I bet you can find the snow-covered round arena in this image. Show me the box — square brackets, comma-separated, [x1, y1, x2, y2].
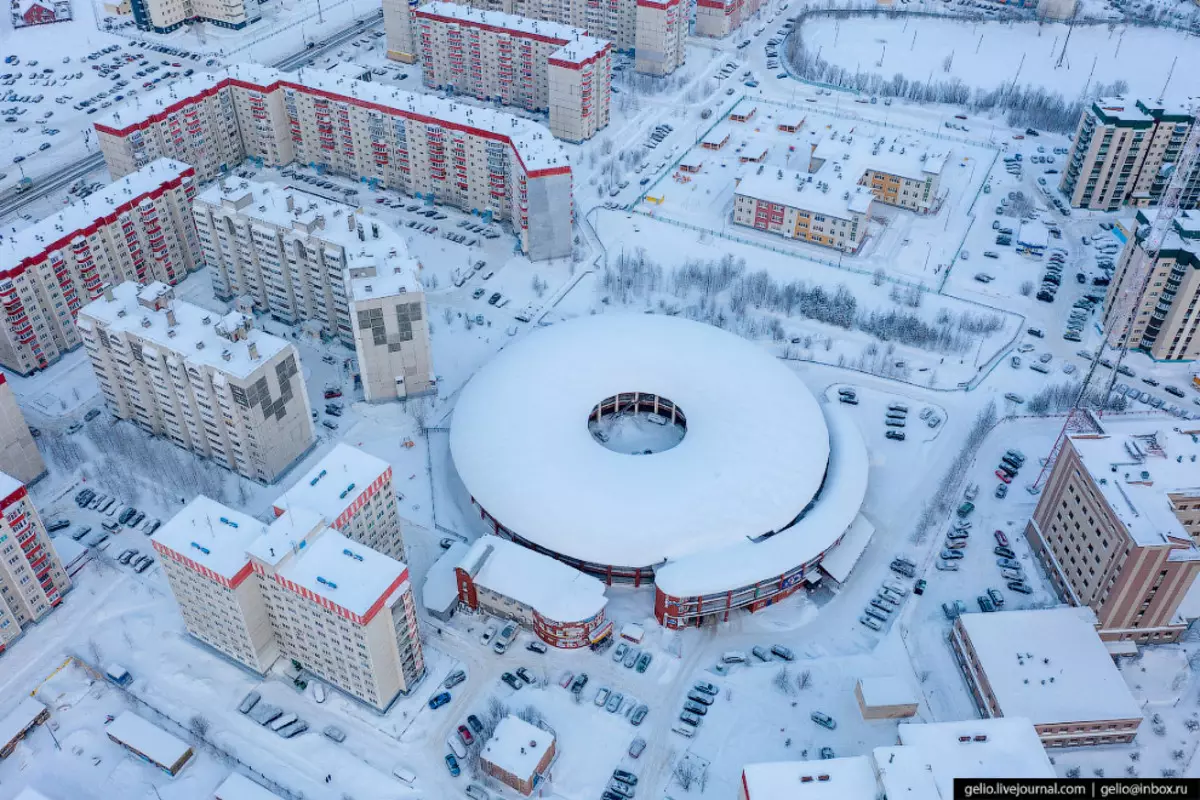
[451, 314, 871, 628]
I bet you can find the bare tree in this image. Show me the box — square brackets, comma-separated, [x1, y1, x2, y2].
[189, 714, 211, 739]
[672, 758, 699, 791]
[797, 670, 813, 691]
[1019, 280, 1034, 297]
[773, 667, 794, 696]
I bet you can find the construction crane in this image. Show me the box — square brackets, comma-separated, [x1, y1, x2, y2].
[1032, 104, 1200, 492]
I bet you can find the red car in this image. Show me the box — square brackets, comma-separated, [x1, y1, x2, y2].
[994, 530, 1009, 547]
[457, 725, 474, 746]
[995, 469, 1012, 484]
[324, 389, 342, 399]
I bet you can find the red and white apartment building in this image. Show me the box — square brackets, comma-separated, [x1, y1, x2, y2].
[0, 473, 71, 656]
[0, 159, 199, 375]
[694, 0, 763, 39]
[94, 66, 573, 261]
[416, 2, 611, 142]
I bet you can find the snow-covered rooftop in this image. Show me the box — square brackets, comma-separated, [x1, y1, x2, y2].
[741, 757, 878, 799]
[458, 535, 607, 623]
[423, 541, 469, 616]
[1069, 421, 1200, 550]
[450, 314, 839, 570]
[214, 772, 283, 800]
[49, 534, 87, 570]
[857, 675, 918, 709]
[481, 716, 554, 780]
[14, 790, 54, 800]
[812, 134, 947, 182]
[96, 66, 569, 173]
[105, 711, 192, 769]
[818, 513, 874, 584]
[1017, 220, 1049, 249]
[0, 470, 24, 501]
[196, 180, 421, 292]
[77, 281, 292, 380]
[418, 1, 581, 44]
[276, 529, 408, 618]
[273, 444, 392, 527]
[0, 159, 190, 273]
[247, 508, 327, 568]
[875, 718, 1054, 799]
[735, 170, 873, 221]
[348, 265, 423, 304]
[151, 496, 266, 582]
[0, 698, 47, 749]
[956, 607, 1142, 724]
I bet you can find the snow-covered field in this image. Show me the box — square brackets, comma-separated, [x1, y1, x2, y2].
[798, 15, 1200, 101]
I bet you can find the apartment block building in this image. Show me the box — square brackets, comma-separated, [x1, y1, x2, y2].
[385, 0, 683, 76]
[77, 281, 315, 485]
[1061, 98, 1199, 211]
[0, 472, 70, 656]
[346, 264, 435, 401]
[94, 67, 573, 261]
[0, 375, 45, 486]
[1102, 209, 1200, 361]
[1025, 423, 1200, 643]
[733, 171, 874, 252]
[415, 3, 612, 143]
[154, 497, 425, 710]
[0, 159, 200, 376]
[695, 0, 763, 39]
[272, 443, 406, 561]
[128, 0, 258, 33]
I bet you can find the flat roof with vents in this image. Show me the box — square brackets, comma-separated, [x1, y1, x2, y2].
[151, 496, 266, 583]
[276, 529, 408, 619]
[740, 756, 877, 799]
[273, 444, 391, 528]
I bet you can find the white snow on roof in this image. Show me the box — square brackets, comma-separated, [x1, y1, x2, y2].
[419, 1, 580, 43]
[450, 314, 834, 569]
[0, 698, 46, 748]
[735, 170, 874, 221]
[1177, 573, 1200, 622]
[348, 267, 423, 304]
[105, 711, 192, 769]
[459, 535, 607, 622]
[196, 180, 421, 293]
[818, 513, 874, 584]
[742, 757, 877, 799]
[247, 507, 327, 567]
[1, 159, 190, 270]
[273, 444, 391, 526]
[813, 135, 946, 181]
[152, 496, 265, 581]
[277, 529, 407, 617]
[1069, 421, 1200, 550]
[1017, 220, 1049, 249]
[654, 403, 868, 598]
[14, 790, 54, 800]
[857, 675, 917, 708]
[98, 66, 569, 173]
[423, 541, 469, 616]
[876, 718, 1053, 799]
[214, 772, 283, 800]
[49, 534, 87, 570]
[78, 282, 291, 380]
[957, 607, 1142, 724]
[0, 470, 24, 500]
[481, 716, 553, 780]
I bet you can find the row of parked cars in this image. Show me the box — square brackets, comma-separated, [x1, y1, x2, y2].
[861, 578, 911, 631]
[114, 548, 154, 573]
[237, 691, 308, 738]
[612, 642, 653, 673]
[992, 527, 1033, 596]
[672, 680, 717, 737]
[601, 768, 639, 800]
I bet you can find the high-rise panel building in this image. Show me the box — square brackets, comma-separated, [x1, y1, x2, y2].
[0, 159, 200, 375]
[127, 0, 258, 33]
[694, 0, 763, 39]
[346, 265, 434, 402]
[0, 472, 71, 656]
[0, 375, 45, 486]
[77, 281, 315, 485]
[94, 67, 573, 261]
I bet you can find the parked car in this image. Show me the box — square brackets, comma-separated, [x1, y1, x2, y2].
[810, 711, 837, 730]
[429, 692, 452, 709]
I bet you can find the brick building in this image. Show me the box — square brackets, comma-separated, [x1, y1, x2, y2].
[0, 159, 200, 375]
[94, 66, 573, 261]
[0, 472, 71, 656]
[480, 715, 556, 795]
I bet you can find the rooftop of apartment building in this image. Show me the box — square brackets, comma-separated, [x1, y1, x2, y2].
[1, 158, 191, 271]
[0, 470, 24, 502]
[77, 281, 292, 379]
[347, 262, 424, 304]
[811, 132, 948, 182]
[735, 169, 874, 221]
[94, 66, 570, 174]
[955, 607, 1142, 725]
[246, 507, 327, 568]
[874, 718, 1054, 798]
[272, 443, 391, 525]
[417, 1, 596, 48]
[195, 179, 422, 289]
[1090, 97, 1196, 127]
[1069, 420, 1200, 552]
[741, 756, 878, 799]
[1132, 208, 1200, 261]
[458, 534, 608, 621]
[151, 496, 268, 581]
[274, 528, 408, 618]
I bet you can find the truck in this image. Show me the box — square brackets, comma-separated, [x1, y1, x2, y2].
[14, 177, 32, 193]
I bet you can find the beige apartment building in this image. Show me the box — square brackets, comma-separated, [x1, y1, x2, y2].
[94, 67, 573, 262]
[127, 0, 258, 33]
[154, 497, 426, 710]
[1025, 423, 1200, 643]
[695, 0, 763, 39]
[1061, 99, 1199, 211]
[1102, 209, 1200, 361]
[809, 141, 946, 215]
[0, 375, 45, 486]
[0, 159, 200, 376]
[950, 608, 1142, 747]
[733, 171, 874, 252]
[415, 3, 612, 142]
[272, 443, 407, 561]
[0, 472, 71, 656]
[77, 281, 315, 485]
[385, 0, 682, 76]
[346, 265, 434, 401]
